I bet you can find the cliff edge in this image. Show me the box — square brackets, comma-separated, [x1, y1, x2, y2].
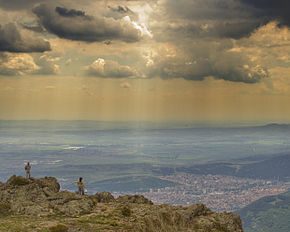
[0, 175, 243, 232]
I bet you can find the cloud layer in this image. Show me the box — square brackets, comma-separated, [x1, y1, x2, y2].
[87, 58, 136, 78]
[0, 0, 288, 85]
[0, 23, 51, 53]
[144, 0, 289, 83]
[145, 43, 268, 83]
[33, 4, 142, 43]
[162, 0, 290, 40]
[0, 53, 39, 75]
[0, 0, 39, 11]
[241, 0, 290, 26]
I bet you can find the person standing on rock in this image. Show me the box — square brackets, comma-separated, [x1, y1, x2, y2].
[25, 162, 31, 178]
[74, 177, 85, 195]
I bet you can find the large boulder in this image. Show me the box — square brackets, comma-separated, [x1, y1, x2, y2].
[6, 175, 30, 186]
[48, 191, 96, 216]
[117, 194, 153, 205]
[91, 191, 115, 203]
[34, 176, 60, 193]
[4, 175, 60, 192]
[0, 176, 97, 217]
[0, 176, 60, 215]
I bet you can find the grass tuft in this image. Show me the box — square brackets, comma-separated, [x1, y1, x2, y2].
[9, 176, 30, 186]
[121, 206, 132, 217]
[49, 224, 69, 232]
[0, 202, 11, 216]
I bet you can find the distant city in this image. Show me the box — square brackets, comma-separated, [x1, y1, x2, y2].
[133, 174, 290, 212]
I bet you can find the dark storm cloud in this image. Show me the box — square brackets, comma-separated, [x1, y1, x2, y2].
[162, 0, 259, 39]
[0, 23, 51, 53]
[163, 0, 290, 40]
[213, 20, 266, 39]
[149, 56, 268, 84]
[240, 0, 290, 26]
[55, 7, 87, 18]
[149, 0, 279, 84]
[155, 20, 264, 42]
[22, 24, 45, 33]
[165, 0, 250, 21]
[32, 4, 141, 42]
[146, 40, 268, 84]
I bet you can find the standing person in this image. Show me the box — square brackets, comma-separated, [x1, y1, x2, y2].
[25, 162, 31, 178]
[74, 177, 85, 195]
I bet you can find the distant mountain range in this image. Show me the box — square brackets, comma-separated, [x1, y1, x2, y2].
[263, 123, 290, 128]
[250, 123, 290, 132]
[236, 190, 290, 232]
[1, 120, 290, 131]
[153, 154, 290, 181]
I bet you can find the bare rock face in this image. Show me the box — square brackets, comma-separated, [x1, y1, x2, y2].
[0, 176, 244, 232]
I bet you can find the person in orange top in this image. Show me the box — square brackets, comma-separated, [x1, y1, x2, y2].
[74, 177, 85, 195]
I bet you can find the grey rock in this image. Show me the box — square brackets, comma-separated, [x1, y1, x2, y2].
[117, 194, 153, 204]
[90, 191, 115, 203]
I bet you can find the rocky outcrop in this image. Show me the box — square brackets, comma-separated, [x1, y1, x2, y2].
[91, 191, 115, 203]
[117, 194, 153, 204]
[0, 176, 107, 216]
[135, 204, 243, 232]
[0, 176, 244, 232]
[1, 175, 60, 215]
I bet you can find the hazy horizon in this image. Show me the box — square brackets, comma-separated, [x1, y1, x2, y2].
[1, 119, 290, 129]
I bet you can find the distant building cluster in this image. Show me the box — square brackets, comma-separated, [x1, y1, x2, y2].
[135, 174, 290, 211]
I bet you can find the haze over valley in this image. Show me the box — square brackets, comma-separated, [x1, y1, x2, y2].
[1, 120, 290, 214]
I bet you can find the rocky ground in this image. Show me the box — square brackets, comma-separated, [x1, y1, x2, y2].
[0, 175, 243, 232]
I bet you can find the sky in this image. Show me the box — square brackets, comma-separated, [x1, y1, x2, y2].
[0, 0, 289, 123]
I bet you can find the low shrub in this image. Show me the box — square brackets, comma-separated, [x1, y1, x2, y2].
[121, 206, 132, 217]
[8, 175, 30, 186]
[49, 224, 69, 232]
[0, 202, 11, 216]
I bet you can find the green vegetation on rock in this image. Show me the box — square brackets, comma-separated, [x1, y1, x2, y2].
[236, 191, 290, 232]
[121, 206, 132, 217]
[0, 202, 11, 216]
[49, 224, 69, 232]
[7, 175, 30, 186]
